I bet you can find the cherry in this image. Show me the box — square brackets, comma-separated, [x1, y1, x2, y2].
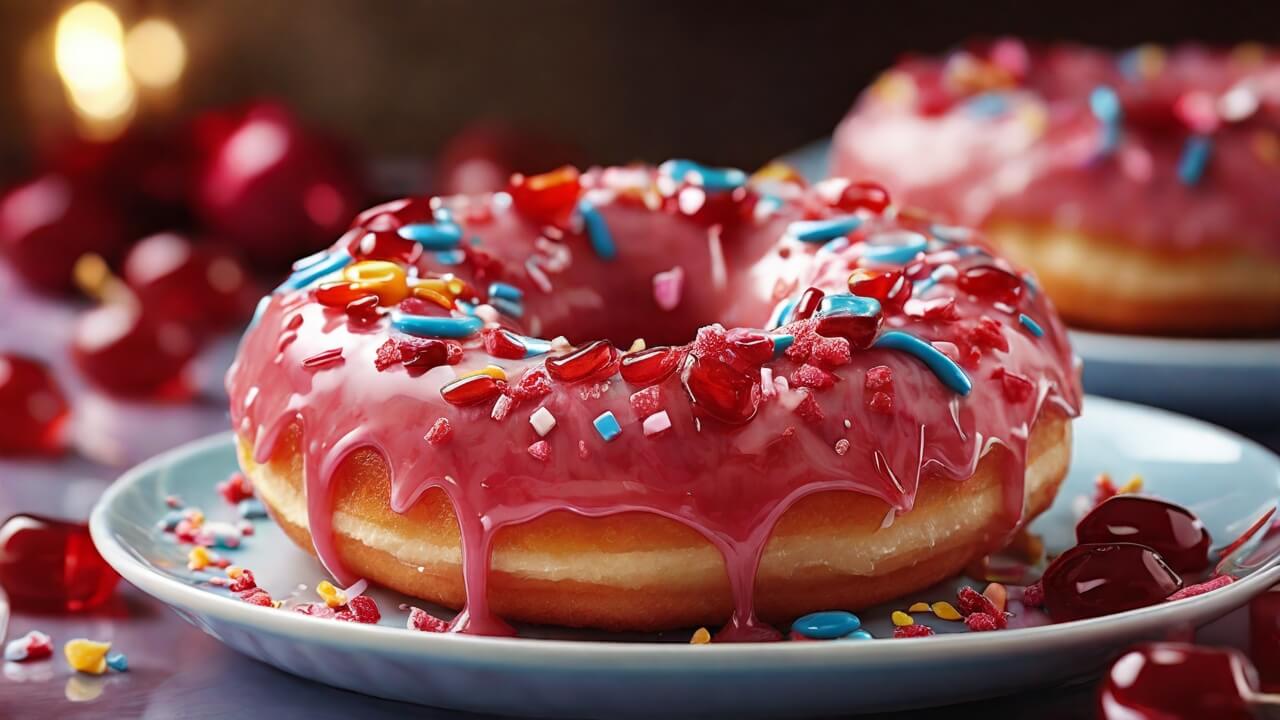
[957, 265, 1024, 305]
[0, 173, 128, 295]
[1077, 496, 1212, 574]
[620, 346, 683, 386]
[682, 354, 759, 425]
[546, 340, 619, 384]
[1098, 643, 1258, 720]
[835, 181, 892, 214]
[508, 166, 581, 226]
[123, 233, 256, 331]
[71, 300, 199, 398]
[0, 514, 119, 612]
[1041, 543, 1182, 622]
[0, 354, 69, 456]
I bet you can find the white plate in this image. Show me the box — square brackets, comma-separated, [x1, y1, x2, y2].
[90, 396, 1280, 718]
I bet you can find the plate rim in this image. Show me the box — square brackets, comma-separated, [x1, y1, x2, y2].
[90, 395, 1280, 669]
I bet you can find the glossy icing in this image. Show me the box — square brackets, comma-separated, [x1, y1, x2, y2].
[832, 41, 1280, 257]
[226, 163, 1081, 640]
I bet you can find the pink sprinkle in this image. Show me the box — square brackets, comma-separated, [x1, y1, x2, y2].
[652, 266, 685, 311]
[528, 440, 551, 461]
[707, 228, 727, 291]
[165, 495, 183, 509]
[302, 347, 344, 369]
[760, 367, 775, 398]
[931, 341, 961, 363]
[1167, 575, 1234, 601]
[425, 418, 452, 445]
[525, 258, 553, 293]
[643, 410, 672, 437]
[343, 578, 369, 598]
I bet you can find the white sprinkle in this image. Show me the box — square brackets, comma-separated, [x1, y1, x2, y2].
[760, 367, 775, 398]
[778, 386, 807, 411]
[1219, 83, 1260, 122]
[529, 406, 557, 437]
[643, 410, 672, 437]
[550, 336, 572, 353]
[881, 508, 896, 529]
[525, 258, 553, 293]
[652, 266, 685, 311]
[843, 418, 852, 429]
[707, 227, 727, 291]
[475, 304, 501, 324]
[932, 264, 958, 282]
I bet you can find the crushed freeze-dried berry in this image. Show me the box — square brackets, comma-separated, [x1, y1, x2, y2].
[964, 612, 1000, 632]
[1167, 575, 1234, 601]
[894, 624, 935, 638]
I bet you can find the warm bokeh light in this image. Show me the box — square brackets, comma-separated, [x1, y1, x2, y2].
[53, 1, 135, 137]
[125, 18, 186, 89]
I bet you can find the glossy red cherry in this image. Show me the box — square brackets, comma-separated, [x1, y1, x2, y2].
[508, 166, 581, 225]
[1077, 496, 1212, 574]
[1041, 543, 1182, 622]
[0, 514, 120, 612]
[546, 340, 619, 384]
[815, 313, 882, 350]
[957, 265, 1024, 305]
[848, 268, 912, 310]
[440, 374, 505, 406]
[682, 354, 759, 425]
[790, 287, 825, 322]
[620, 346, 683, 386]
[0, 173, 128, 295]
[835, 181, 892, 214]
[123, 233, 256, 331]
[1098, 643, 1258, 720]
[71, 300, 199, 398]
[0, 354, 69, 456]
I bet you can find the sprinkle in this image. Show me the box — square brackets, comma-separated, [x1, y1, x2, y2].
[767, 298, 796, 330]
[490, 297, 524, 318]
[398, 216, 464, 250]
[788, 215, 862, 243]
[792, 611, 862, 640]
[316, 580, 346, 608]
[64, 639, 111, 675]
[391, 311, 483, 339]
[1177, 135, 1213, 186]
[1089, 84, 1123, 155]
[771, 334, 794, 357]
[907, 602, 930, 613]
[818, 293, 882, 319]
[529, 406, 557, 437]
[237, 499, 268, 520]
[1253, 130, 1280, 166]
[187, 546, 213, 571]
[690, 627, 712, 645]
[525, 258, 553, 292]
[104, 652, 128, 672]
[435, 249, 465, 265]
[890, 611, 914, 627]
[707, 228, 727, 291]
[301, 348, 344, 369]
[488, 282, 523, 302]
[4, 631, 53, 662]
[629, 338, 646, 352]
[165, 495, 183, 508]
[872, 331, 973, 395]
[527, 440, 551, 462]
[200, 521, 243, 549]
[1018, 313, 1044, 337]
[965, 92, 1010, 117]
[519, 335, 553, 357]
[931, 601, 963, 621]
[862, 230, 929, 264]
[276, 249, 353, 292]
[1119, 474, 1144, 494]
[760, 367, 775, 398]
[820, 236, 850, 255]
[593, 411, 622, 442]
[843, 629, 874, 641]
[462, 364, 507, 381]
[577, 198, 617, 261]
[642, 411, 672, 437]
[159, 510, 185, 531]
[660, 159, 747, 192]
[652, 267, 685, 311]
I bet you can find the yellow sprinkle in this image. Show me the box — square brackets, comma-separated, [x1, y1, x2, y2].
[1015, 102, 1049, 138]
[64, 639, 111, 675]
[1233, 42, 1266, 67]
[628, 338, 647, 353]
[891, 610, 914, 627]
[1119, 475, 1144, 495]
[907, 602, 931, 613]
[931, 601, 963, 621]
[690, 627, 712, 645]
[271, 600, 284, 609]
[316, 580, 346, 608]
[983, 583, 1008, 615]
[461, 365, 507, 381]
[1253, 131, 1280, 166]
[1135, 44, 1166, 79]
[187, 546, 212, 571]
[750, 162, 805, 186]
[226, 565, 244, 579]
[410, 285, 456, 310]
[187, 509, 205, 527]
[872, 70, 918, 107]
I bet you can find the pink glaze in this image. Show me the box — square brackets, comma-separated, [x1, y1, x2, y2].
[832, 42, 1280, 257]
[227, 163, 1081, 639]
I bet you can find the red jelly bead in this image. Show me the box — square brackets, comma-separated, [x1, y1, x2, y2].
[815, 313, 882, 350]
[399, 338, 453, 370]
[440, 374, 505, 406]
[1077, 496, 1212, 574]
[0, 514, 120, 612]
[791, 287, 825, 322]
[1098, 643, 1258, 720]
[71, 302, 199, 398]
[726, 329, 775, 367]
[316, 281, 374, 308]
[0, 354, 69, 456]
[957, 265, 1024, 305]
[836, 181, 891, 214]
[546, 340, 618, 384]
[620, 346, 683, 386]
[345, 295, 382, 324]
[682, 354, 759, 425]
[508, 166, 581, 225]
[482, 328, 528, 360]
[848, 269, 912, 310]
[1041, 543, 1182, 622]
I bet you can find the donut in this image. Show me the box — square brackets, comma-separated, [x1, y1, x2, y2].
[227, 161, 1081, 639]
[831, 40, 1280, 335]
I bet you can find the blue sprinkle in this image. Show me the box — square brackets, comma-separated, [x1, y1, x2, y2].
[788, 215, 862, 243]
[1021, 272, 1039, 296]
[105, 652, 128, 672]
[1090, 85, 1122, 122]
[489, 282, 523, 302]
[660, 159, 748, 192]
[965, 92, 1010, 117]
[159, 510, 185, 531]
[873, 330, 973, 395]
[771, 334, 794, 358]
[767, 298, 796, 330]
[842, 629, 874, 641]
[434, 249, 465, 265]
[398, 220, 464, 250]
[1018, 313, 1045, 337]
[592, 411, 621, 442]
[518, 335, 553, 357]
[237, 499, 268, 520]
[275, 249, 352, 292]
[817, 294, 882, 319]
[490, 297, 524, 319]
[577, 199, 617, 261]
[391, 312, 483, 339]
[470, 235, 482, 247]
[1177, 135, 1213, 186]
[861, 231, 929, 264]
[930, 224, 971, 243]
[792, 611, 862, 640]
[820, 236, 850, 255]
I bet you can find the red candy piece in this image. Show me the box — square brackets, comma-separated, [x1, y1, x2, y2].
[835, 181, 892, 214]
[508, 166, 581, 225]
[726, 330, 775, 367]
[240, 587, 274, 606]
[123, 233, 255, 331]
[345, 594, 381, 624]
[1098, 643, 1258, 720]
[510, 366, 553, 401]
[217, 472, 255, 505]
[425, 418, 453, 445]
[957, 265, 1024, 305]
[991, 367, 1035, 403]
[893, 624, 935, 638]
[316, 281, 373, 308]
[482, 328, 527, 360]
[1041, 543, 1182, 622]
[228, 569, 257, 593]
[0, 514, 120, 612]
[620, 346, 683, 386]
[345, 295, 382, 324]
[682, 354, 759, 425]
[815, 313, 882, 350]
[71, 301, 199, 398]
[1077, 496, 1212, 575]
[440, 374, 506, 406]
[0, 354, 69, 456]
[791, 287, 825, 322]
[408, 606, 450, 632]
[848, 269, 911, 310]
[546, 340, 619, 384]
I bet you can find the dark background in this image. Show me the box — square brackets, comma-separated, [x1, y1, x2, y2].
[4, 0, 1280, 175]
